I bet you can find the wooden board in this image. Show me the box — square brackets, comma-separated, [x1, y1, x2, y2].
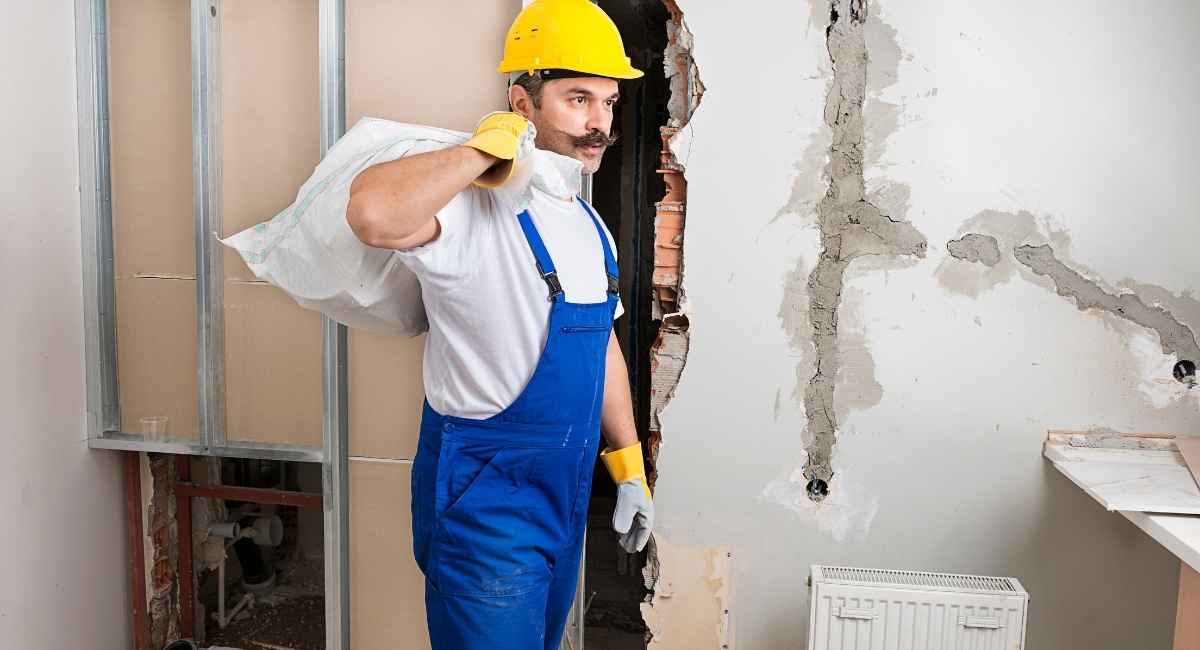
[1176, 561, 1200, 650]
[1178, 437, 1200, 493]
[1044, 442, 1200, 515]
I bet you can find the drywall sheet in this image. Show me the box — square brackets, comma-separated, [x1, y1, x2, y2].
[1177, 561, 1200, 650]
[342, 0, 519, 458]
[349, 459, 429, 649]
[107, 0, 194, 278]
[348, 331, 425, 460]
[115, 277, 199, 440]
[1045, 443, 1200, 515]
[218, 0, 321, 282]
[224, 281, 322, 446]
[346, 0, 519, 130]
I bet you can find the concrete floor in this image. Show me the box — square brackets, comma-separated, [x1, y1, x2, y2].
[583, 497, 648, 650]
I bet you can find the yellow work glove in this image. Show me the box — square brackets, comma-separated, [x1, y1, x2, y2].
[601, 442, 654, 553]
[464, 111, 531, 189]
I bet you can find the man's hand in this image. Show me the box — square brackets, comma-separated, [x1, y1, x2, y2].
[602, 442, 654, 553]
[463, 112, 531, 188]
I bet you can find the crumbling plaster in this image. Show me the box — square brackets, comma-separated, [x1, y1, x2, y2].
[649, 0, 1200, 648]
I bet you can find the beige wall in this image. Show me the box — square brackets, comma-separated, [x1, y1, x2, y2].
[109, 0, 199, 440]
[218, 0, 325, 446]
[0, 1, 131, 647]
[344, 1, 520, 646]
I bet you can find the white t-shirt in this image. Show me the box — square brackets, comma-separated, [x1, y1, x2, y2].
[398, 185, 622, 419]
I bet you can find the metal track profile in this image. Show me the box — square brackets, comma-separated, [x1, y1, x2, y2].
[318, 0, 351, 647]
[559, 175, 594, 650]
[74, 0, 120, 440]
[192, 0, 226, 451]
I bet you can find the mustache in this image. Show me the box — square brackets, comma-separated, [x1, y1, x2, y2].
[572, 129, 620, 148]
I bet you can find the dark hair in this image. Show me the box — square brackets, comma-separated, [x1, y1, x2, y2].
[511, 72, 546, 109]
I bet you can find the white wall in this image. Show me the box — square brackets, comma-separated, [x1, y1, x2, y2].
[654, 1, 1200, 648]
[0, 2, 132, 648]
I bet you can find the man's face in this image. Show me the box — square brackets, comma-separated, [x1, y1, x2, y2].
[513, 76, 620, 175]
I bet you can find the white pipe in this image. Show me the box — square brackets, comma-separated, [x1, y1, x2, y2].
[214, 554, 255, 629]
[224, 594, 254, 626]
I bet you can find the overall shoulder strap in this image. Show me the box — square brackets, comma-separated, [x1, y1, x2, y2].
[516, 210, 564, 302]
[576, 198, 620, 296]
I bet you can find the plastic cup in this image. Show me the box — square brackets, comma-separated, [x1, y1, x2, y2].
[140, 416, 169, 441]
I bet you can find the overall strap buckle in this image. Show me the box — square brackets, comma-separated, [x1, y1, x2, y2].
[607, 274, 620, 296]
[537, 262, 564, 302]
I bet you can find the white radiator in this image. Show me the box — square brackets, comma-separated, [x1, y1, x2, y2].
[808, 565, 1029, 650]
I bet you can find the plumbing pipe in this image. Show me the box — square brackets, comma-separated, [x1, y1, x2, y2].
[207, 521, 241, 539]
[124, 452, 149, 650]
[213, 552, 255, 629]
[248, 515, 284, 547]
[174, 482, 322, 509]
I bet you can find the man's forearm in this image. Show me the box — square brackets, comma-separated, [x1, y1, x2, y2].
[346, 145, 497, 250]
[601, 332, 638, 450]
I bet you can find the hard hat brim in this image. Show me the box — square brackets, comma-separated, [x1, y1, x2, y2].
[498, 62, 644, 81]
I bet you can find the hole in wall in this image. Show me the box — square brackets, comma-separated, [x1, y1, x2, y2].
[1174, 359, 1197, 386]
[200, 459, 326, 650]
[583, 1, 671, 648]
[806, 478, 830, 501]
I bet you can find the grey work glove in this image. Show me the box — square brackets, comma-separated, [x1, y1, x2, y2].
[613, 479, 654, 553]
[602, 442, 654, 553]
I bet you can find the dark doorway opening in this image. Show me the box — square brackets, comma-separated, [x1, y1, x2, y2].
[585, 2, 670, 648]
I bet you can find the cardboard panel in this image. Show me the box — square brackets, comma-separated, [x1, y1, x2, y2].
[107, 0, 195, 278]
[349, 460, 429, 649]
[348, 331, 425, 460]
[115, 277, 199, 439]
[219, 0, 321, 281]
[224, 281, 322, 446]
[346, 0, 520, 130]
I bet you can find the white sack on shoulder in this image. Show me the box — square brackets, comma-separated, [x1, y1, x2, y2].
[220, 117, 579, 336]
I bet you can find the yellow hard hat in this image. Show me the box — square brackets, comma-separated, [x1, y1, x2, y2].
[498, 0, 644, 80]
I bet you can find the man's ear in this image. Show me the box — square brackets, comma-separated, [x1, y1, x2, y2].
[509, 84, 534, 120]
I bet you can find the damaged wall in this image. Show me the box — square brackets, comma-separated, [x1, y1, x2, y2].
[0, 1, 131, 648]
[650, 0, 1200, 648]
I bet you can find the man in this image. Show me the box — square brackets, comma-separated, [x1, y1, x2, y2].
[345, 1, 653, 648]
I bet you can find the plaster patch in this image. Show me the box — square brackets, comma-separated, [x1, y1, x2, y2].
[774, 129, 834, 225]
[1014, 244, 1200, 365]
[935, 209, 1069, 297]
[649, 315, 691, 435]
[642, 536, 733, 649]
[761, 450, 879, 543]
[833, 287, 884, 419]
[946, 233, 1001, 267]
[862, 9, 905, 170]
[790, 0, 927, 492]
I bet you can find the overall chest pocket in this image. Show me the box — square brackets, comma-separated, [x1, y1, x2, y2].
[431, 433, 588, 597]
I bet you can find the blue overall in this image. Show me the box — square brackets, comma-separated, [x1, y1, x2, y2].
[411, 199, 619, 649]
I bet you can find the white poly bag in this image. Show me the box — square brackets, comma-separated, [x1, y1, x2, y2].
[220, 116, 578, 336]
